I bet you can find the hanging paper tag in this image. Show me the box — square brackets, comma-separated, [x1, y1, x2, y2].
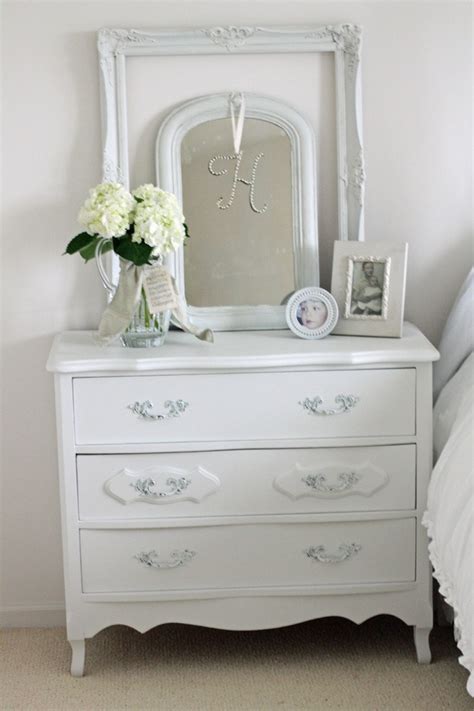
[143, 265, 178, 313]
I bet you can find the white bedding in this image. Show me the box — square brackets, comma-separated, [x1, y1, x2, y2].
[423, 352, 474, 696]
[433, 268, 473, 400]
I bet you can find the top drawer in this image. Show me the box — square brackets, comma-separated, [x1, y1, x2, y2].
[74, 368, 415, 444]
[73, 368, 416, 445]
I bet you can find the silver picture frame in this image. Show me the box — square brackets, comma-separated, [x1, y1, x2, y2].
[331, 241, 408, 337]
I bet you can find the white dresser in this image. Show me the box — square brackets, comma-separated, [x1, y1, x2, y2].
[47, 325, 439, 676]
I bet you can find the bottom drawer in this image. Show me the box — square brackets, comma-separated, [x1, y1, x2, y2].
[80, 519, 416, 594]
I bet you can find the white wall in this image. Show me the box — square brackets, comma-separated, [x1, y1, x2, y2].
[1, 1, 472, 625]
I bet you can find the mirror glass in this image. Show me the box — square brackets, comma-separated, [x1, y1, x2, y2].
[181, 118, 294, 307]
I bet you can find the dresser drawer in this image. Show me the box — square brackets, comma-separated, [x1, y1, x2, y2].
[73, 369, 416, 445]
[77, 445, 416, 520]
[80, 519, 416, 594]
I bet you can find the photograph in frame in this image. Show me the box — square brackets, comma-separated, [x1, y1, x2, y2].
[285, 287, 339, 340]
[330, 242, 408, 337]
[346, 257, 390, 320]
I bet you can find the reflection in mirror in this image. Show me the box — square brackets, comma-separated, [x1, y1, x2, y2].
[181, 118, 294, 307]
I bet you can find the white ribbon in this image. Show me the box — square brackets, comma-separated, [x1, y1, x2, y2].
[229, 92, 246, 155]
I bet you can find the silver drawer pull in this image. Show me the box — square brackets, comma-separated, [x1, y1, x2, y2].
[131, 476, 191, 499]
[134, 549, 196, 569]
[299, 394, 359, 416]
[304, 543, 361, 564]
[302, 472, 360, 494]
[127, 399, 189, 420]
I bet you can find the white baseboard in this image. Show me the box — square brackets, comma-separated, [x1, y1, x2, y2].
[0, 603, 66, 628]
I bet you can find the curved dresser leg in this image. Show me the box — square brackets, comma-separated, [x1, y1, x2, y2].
[413, 626, 431, 664]
[70, 639, 85, 677]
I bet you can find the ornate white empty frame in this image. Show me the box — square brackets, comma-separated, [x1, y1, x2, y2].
[97, 25, 365, 287]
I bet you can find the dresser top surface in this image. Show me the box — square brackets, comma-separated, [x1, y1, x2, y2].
[47, 323, 439, 374]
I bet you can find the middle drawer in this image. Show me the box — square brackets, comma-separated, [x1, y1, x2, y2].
[77, 445, 416, 520]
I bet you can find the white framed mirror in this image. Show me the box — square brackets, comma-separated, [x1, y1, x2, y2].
[98, 24, 365, 329]
[157, 93, 318, 330]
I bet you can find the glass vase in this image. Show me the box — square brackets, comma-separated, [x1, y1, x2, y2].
[120, 289, 171, 348]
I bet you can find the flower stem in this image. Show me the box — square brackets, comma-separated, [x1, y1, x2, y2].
[142, 287, 151, 328]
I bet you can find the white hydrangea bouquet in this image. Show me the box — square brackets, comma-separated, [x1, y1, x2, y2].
[65, 182, 212, 347]
[66, 182, 188, 268]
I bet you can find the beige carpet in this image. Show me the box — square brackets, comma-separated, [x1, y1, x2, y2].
[0, 617, 471, 711]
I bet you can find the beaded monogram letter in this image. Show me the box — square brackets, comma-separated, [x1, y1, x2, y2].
[208, 151, 268, 214]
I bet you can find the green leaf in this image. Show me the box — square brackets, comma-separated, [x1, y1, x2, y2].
[112, 237, 154, 266]
[80, 237, 112, 263]
[183, 222, 190, 239]
[64, 232, 96, 256]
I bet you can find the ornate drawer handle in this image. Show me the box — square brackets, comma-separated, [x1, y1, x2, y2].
[127, 399, 189, 420]
[134, 549, 196, 569]
[299, 394, 359, 416]
[302, 472, 360, 494]
[131, 476, 191, 499]
[304, 543, 362, 564]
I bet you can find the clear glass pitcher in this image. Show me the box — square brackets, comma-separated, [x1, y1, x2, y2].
[95, 239, 170, 348]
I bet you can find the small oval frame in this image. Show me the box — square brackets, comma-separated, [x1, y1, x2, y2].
[285, 287, 339, 340]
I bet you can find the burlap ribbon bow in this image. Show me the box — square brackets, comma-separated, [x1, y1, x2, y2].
[98, 258, 213, 344]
